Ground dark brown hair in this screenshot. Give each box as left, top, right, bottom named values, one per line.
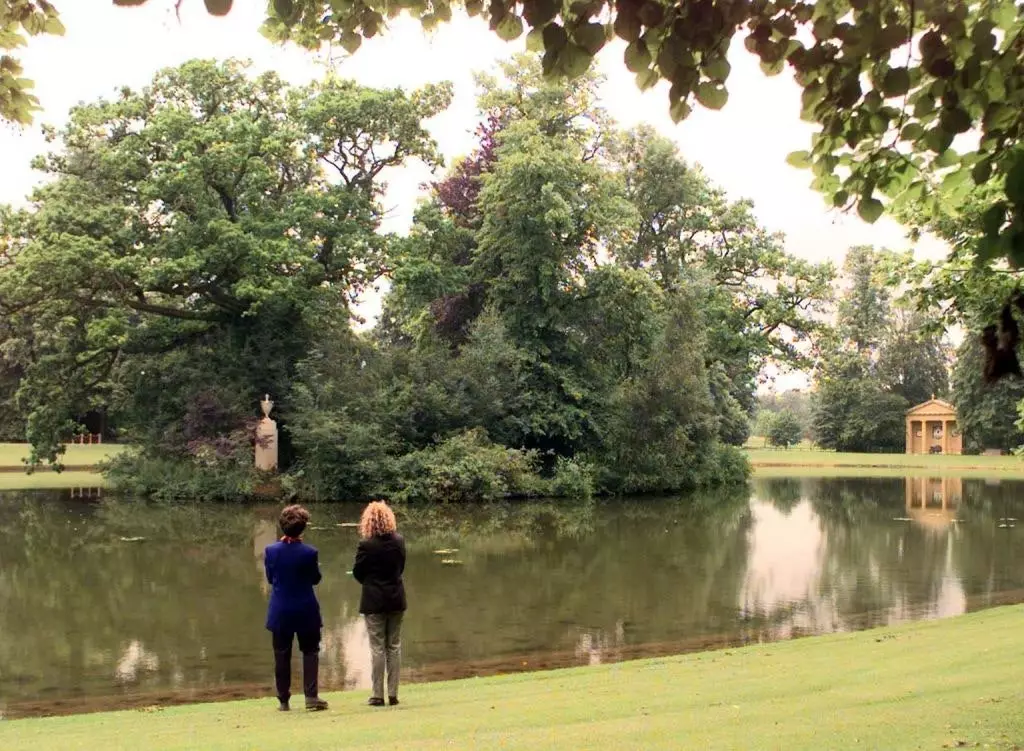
left=279, top=504, right=310, bottom=538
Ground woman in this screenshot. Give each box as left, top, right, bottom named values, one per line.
left=352, top=500, right=407, bottom=707
left=264, top=504, right=329, bottom=712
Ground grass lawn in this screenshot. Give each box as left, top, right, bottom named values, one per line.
left=4, top=606, right=1024, bottom=750
left=0, top=471, right=106, bottom=490
left=0, top=443, right=125, bottom=470
left=746, top=446, right=1024, bottom=478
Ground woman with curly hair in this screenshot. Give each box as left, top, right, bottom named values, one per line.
left=352, top=500, right=407, bottom=707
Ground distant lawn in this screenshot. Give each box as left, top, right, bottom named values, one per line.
left=746, top=446, right=1024, bottom=478
left=0, top=443, right=126, bottom=470
left=744, top=436, right=817, bottom=450
left=0, top=471, right=106, bottom=490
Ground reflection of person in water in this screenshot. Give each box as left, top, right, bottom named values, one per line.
left=253, top=519, right=277, bottom=597
left=353, top=501, right=407, bottom=707
left=264, top=505, right=329, bottom=712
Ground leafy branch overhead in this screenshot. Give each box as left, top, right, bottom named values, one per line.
left=5, top=1, right=1024, bottom=275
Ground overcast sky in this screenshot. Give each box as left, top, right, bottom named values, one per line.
left=0, top=1, right=952, bottom=390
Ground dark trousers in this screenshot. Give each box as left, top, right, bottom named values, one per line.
left=272, top=628, right=321, bottom=702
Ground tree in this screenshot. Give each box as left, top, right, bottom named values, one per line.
left=258, top=1, right=1024, bottom=276
left=810, top=246, right=941, bottom=453
left=0, top=1, right=64, bottom=124
left=875, top=308, right=949, bottom=406
left=767, top=409, right=802, bottom=449
left=952, top=336, right=1024, bottom=453
left=10, top=2, right=1024, bottom=281
left=0, top=59, right=451, bottom=468
left=607, top=124, right=835, bottom=414
left=811, top=352, right=909, bottom=453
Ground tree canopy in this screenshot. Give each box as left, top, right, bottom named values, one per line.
left=0, top=54, right=839, bottom=500
left=0, top=0, right=1009, bottom=280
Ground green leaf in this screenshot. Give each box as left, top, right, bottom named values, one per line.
left=272, top=0, right=294, bottom=21
left=900, top=122, right=924, bottom=142
left=1005, top=158, right=1024, bottom=203
left=857, top=197, right=884, bottom=223
left=695, top=82, right=728, bottom=110
left=939, top=107, right=972, bottom=134
left=972, top=159, right=993, bottom=185
left=982, top=203, right=1007, bottom=237
left=703, top=57, right=731, bottom=81
left=934, top=149, right=960, bottom=169
left=557, top=44, right=591, bottom=78
left=882, top=67, right=911, bottom=97
left=624, top=41, right=651, bottom=73
left=785, top=150, right=812, bottom=169
left=573, top=22, right=606, bottom=55
left=339, top=31, right=362, bottom=54
left=42, top=17, right=66, bottom=35
left=635, top=68, right=659, bottom=91
left=525, top=27, right=545, bottom=52
left=522, top=0, right=559, bottom=27
left=495, top=14, right=524, bottom=41
left=669, top=98, right=691, bottom=123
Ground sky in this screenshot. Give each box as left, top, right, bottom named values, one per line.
left=0, top=0, right=953, bottom=391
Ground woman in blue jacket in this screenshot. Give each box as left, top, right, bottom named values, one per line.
left=264, top=504, right=329, bottom=711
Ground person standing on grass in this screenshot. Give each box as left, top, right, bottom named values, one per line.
left=353, top=500, right=407, bottom=707
left=264, top=504, right=329, bottom=712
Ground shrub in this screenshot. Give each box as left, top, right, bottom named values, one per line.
left=390, top=428, right=543, bottom=503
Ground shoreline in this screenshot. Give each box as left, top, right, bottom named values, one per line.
left=3, top=605, right=1024, bottom=749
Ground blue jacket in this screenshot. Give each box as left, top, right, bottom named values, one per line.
left=264, top=539, right=323, bottom=632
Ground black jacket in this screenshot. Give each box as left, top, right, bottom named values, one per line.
left=352, top=532, right=407, bottom=614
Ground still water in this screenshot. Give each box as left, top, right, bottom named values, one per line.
left=1, top=475, right=1023, bottom=718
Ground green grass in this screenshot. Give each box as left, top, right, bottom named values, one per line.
left=4, top=606, right=1024, bottom=750
left=0, top=442, right=125, bottom=469
left=746, top=446, right=1024, bottom=478
left=0, top=471, right=106, bottom=490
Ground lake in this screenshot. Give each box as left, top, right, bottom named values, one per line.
left=2, top=475, right=1023, bottom=719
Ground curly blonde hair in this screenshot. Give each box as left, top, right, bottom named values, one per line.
left=359, top=500, right=397, bottom=539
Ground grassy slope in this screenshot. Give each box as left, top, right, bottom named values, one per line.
left=4, top=606, right=1024, bottom=750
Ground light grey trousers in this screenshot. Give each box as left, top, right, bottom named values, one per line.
left=365, top=612, right=403, bottom=699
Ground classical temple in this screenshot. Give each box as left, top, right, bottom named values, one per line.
left=905, top=397, right=961, bottom=455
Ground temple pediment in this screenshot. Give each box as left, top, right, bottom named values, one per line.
left=905, top=398, right=956, bottom=418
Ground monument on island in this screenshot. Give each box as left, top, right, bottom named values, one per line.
left=255, top=394, right=279, bottom=472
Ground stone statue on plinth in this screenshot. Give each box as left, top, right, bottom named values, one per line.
left=255, top=394, right=278, bottom=472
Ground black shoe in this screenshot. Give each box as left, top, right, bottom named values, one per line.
left=368, top=697, right=385, bottom=707
left=278, top=700, right=290, bottom=712
left=388, top=696, right=399, bottom=706
left=305, top=697, right=329, bottom=711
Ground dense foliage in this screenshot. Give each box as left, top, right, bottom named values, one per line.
left=8, top=2, right=1024, bottom=286
left=0, top=56, right=835, bottom=500
left=811, top=246, right=949, bottom=453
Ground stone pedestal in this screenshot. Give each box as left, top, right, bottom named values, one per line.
left=255, top=394, right=279, bottom=472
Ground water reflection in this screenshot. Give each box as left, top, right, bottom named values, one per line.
left=2, top=479, right=1024, bottom=718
